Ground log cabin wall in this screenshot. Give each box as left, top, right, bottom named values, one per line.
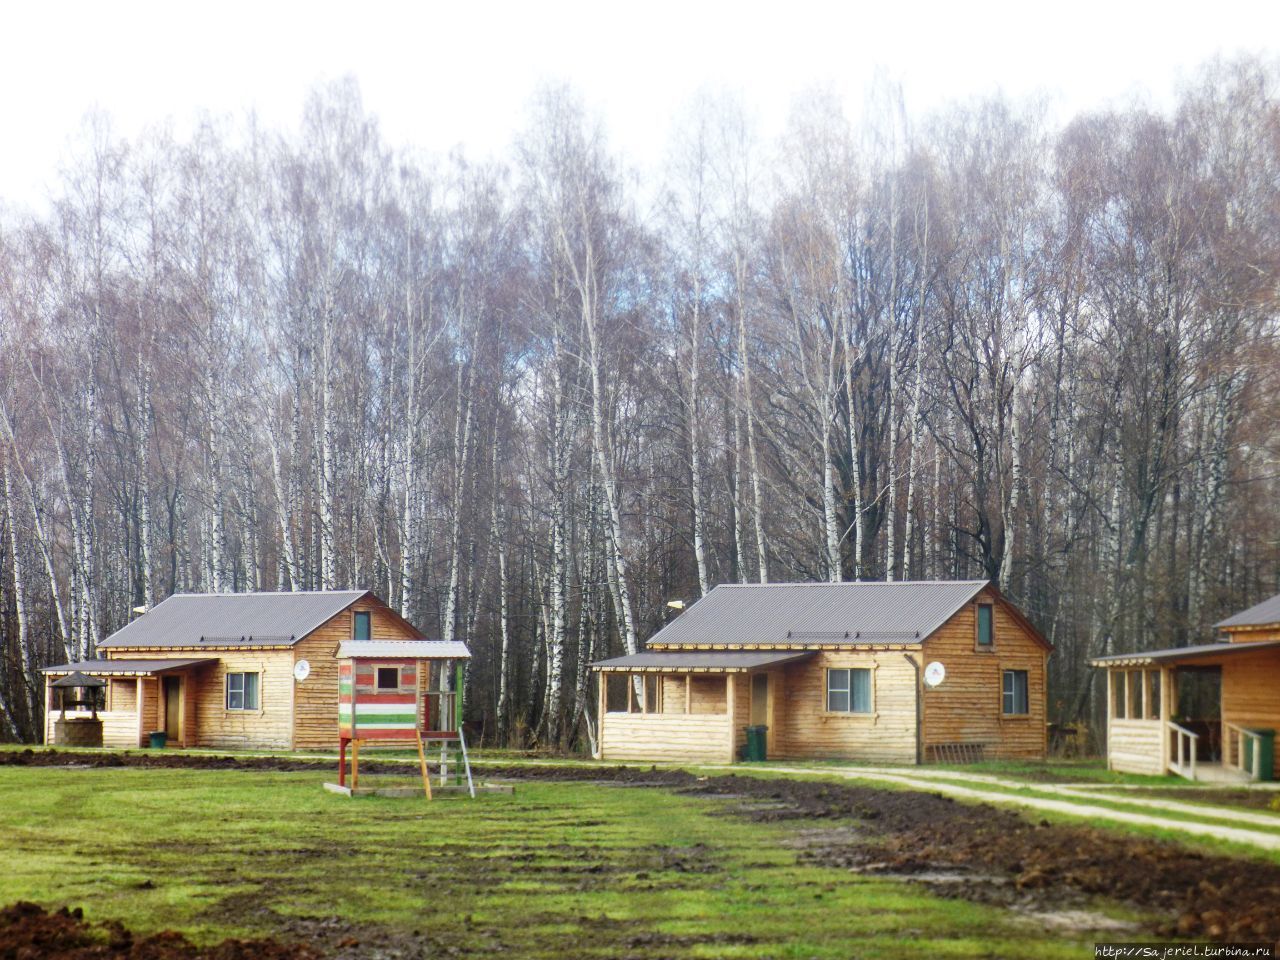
left=1221, top=646, right=1280, bottom=779
left=106, top=647, right=295, bottom=749
left=1223, top=626, right=1280, bottom=643
left=292, top=600, right=420, bottom=749
left=1106, top=717, right=1165, bottom=775
left=599, top=711, right=734, bottom=763
left=920, top=589, right=1048, bottom=760
left=731, top=674, right=750, bottom=754
left=772, top=652, right=918, bottom=763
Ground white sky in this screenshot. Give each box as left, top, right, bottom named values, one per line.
left=2, top=0, right=1277, bottom=212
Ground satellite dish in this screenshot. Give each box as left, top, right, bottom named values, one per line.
left=923, top=661, right=946, bottom=688
left=293, top=660, right=311, bottom=682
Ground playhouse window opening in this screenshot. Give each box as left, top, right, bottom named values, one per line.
left=376, top=667, right=400, bottom=691
left=226, top=672, right=260, bottom=711
left=1002, top=670, right=1028, bottom=716
left=826, top=668, right=871, bottom=713
left=353, top=611, right=372, bottom=641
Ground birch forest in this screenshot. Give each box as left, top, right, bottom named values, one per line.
left=1, top=57, right=1278, bottom=750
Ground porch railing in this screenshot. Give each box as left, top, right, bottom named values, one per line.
left=1223, top=722, right=1264, bottom=781
left=1167, top=721, right=1200, bottom=780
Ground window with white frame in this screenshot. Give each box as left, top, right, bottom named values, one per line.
left=826, top=668, right=872, bottom=713
left=1002, top=670, right=1028, bottom=716
left=226, top=672, right=260, bottom=711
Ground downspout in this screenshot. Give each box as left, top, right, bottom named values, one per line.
left=903, top=653, right=922, bottom=765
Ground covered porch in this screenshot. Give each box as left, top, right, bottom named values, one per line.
left=594, top=651, right=813, bottom=763
left=1093, top=640, right=1280, bottom=782
left=42, top=658, right=215, bottom=749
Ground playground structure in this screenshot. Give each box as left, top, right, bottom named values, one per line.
left=335, top=639, right=473, bottom=798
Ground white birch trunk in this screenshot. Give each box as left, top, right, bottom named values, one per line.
left=2, top=462, right=40, bottom=726
left=902, top=197, right=929, bottom=579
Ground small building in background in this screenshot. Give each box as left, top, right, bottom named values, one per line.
left=1092, top=591, right=1280, bottom=782
left=593, top=580, right=1051, bottom=765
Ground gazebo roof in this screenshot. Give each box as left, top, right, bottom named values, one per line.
left=50, top=671, right=106, bottom=688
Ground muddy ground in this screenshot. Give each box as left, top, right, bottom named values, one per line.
left=1128, top=786, right=1280, bottom=812
left=5, top=748, right=1280, bottom=951
left=0, top=901, right=317, bottom=960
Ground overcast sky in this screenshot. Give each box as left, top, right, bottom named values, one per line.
left=2, top=0, right=1277, bottom=211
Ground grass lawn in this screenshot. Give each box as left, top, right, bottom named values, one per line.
left=0, top=763, right=1103, bottom=959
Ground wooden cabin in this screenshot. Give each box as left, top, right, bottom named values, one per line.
left=40, top=590, right=442, bottom=751
left=1092, top=591, right=1280, bottom=782
left=593, top=580, right=1051, bottom=765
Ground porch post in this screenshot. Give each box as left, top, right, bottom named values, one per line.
left=725, top=673, right=736, bottom=763
left=43, top=674, right=51, bottom=745
left=595, top=672, right=605, bottom=760
left=136, top=677, right=145, bottom=748
left=684, top=675, right=691, bottom=714
left=1159, top=667, right=1172, bottom=773
left=1105, top=669, right=1113, bottom=771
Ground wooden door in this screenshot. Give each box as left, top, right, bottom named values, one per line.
left=163, top=676, right=181, bottom=742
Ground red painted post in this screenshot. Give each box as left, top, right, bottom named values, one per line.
left=339, top=737, right=348, bottom=787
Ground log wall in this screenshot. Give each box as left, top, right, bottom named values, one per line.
left=45, top=709, right=139, bottom=748
left=292, top=601, right=421, bottom=749
left=773, top=652, right=918, bottom=763
left=920, top=588, right=1048, bottom=760
left=1106, top=718, right=1165, bottom=775
left=1222, top=647, right=1280, bottom=780
left=1224, top=626, right=1280, bottom=643
left=599, top=711, right=732, bottom=763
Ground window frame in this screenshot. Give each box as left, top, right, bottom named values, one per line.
left=225, top=671, right=261, bottom=712
left=975, top=602, right=995, bottom=651
left=376, top=666, right=402, bottom=692
left=353, top=610, right=372, bottom=641
left=1001, top=669, right=1029, bottom=717
left=825, top=667, right=873, bottom=715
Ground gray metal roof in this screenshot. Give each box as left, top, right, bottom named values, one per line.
left=41, top=658, right=217, bottom=676
left=97, top=591, right=381, bottom=649
left=1091, top=639, right=1280, bottom=667
left=337, top=640, right=471, bottom=660
left=645, top=580, right=990, bottom=648
left=593, top=650, right=815, bottom=672
left=1216, top=591, right=1280, bottom=629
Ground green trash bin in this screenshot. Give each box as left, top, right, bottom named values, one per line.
left=1243, top=729, right=1274, bottom=781
left=744, top=725, right=768, bottom=762
left=148, top=731, right=167, bottom=750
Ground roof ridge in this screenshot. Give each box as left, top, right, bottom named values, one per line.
left=714, top=579, right=989, bottom=588
left=162, top=589, right=367, bottom=599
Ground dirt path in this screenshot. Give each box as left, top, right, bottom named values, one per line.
left=708, top=764, right=1280, bottom=851
left=783, top=764, right=1280, bottom=829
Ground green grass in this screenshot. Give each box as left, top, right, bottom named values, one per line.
left=0, top=764, right=1108, bottom=958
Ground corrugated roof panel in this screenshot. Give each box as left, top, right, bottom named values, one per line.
left=1215, top=591, right=1280, bottom=629
left=647, top=580, right=989, bottom=648
left=97, top=591, right=376, bottom=649
left=1091, top=639, right=1280, bottom=667
left=41, top=658, right=217, bottom=675
left=336, top=640, right=471, bottom=660
left=593, top=651, right=814, bottom=672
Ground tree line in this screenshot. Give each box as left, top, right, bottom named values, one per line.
left=1, top=57, right=1277, bottom=748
